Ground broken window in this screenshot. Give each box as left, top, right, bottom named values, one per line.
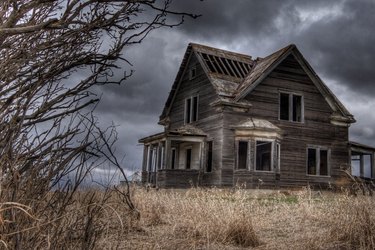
left=237, top=141, right=248, bottom=169
left=206, top=141, right=213, bottom=172
left=185, top=95, right=198, bottom=124
left=280, top=92, right=303, bottom=122
left=351, top=154, right=360, bottom=176
left=186, top=148, right=192, bottom=169
left=199, top=52, right=251, bottom=78
left=364, top=154, right=372, bottom=178
left=351, top=153, right=373, bottom=178
left=256, top=141, right=272, bottom=171
left=307, top=147, right=329, bottom=176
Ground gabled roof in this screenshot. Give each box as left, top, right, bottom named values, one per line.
left=159, top=43, right=355, bottom=124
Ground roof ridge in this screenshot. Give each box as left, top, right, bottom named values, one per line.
left=189, top=42, right=252, bottom=61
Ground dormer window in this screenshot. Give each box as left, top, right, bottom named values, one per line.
left=279, top=92, right=304, bottom=122
left=185, top=95, right=198, bottom=124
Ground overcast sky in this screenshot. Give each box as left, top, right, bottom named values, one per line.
left=93, top=0, right=375, bottom=178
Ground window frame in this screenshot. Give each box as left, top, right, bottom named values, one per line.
left=184, top=95, right=199, bottom=124
left=279, top=91, right=304, bottom=123
left=236, top=140, right=249, bottom=170
left=306, top=146, right=330, bottom=177
left=189, top=66, right=197, bottom=80
left=254, top=139, right=274, bottom=172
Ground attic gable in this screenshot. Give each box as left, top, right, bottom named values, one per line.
left=235, top=45, right=355, bottom=123
left=159, top=43, right=254, bottom=123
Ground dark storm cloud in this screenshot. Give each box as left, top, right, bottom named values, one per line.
left=90, top=0, right=375, bottom=176
left=293, top=0, right=375, bottom=95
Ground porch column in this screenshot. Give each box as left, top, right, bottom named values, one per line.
left=142, top=145, right=148, bottom=172
left=372, top=152, right=375, bottom=179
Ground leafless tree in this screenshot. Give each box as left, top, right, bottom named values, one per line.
left=0, top=0, right=198, bottom=248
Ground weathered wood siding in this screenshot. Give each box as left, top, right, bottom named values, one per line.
left=157, top=169, right=199, bottom=188
left=166, top=53, right=224, bottom=186
left=222, top=54, right=349, bottom=188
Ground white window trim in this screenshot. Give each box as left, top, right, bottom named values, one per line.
left=279, top=91, right=304, bottom=123
left=254, top=139, right=274, bottom=172
left=306, top=146, right=331, bottom=177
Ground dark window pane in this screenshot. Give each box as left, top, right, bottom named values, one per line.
left=293, top=95, right=302, bottom=122
left=171, top=149, right=176, bottom=170
left=320, top=150, right=328, bottom=176
left=364, top=154, right=372, bottom=178
left=256, top=141, right=272, bottom=171
left=192, top=96, right=198, bottom=122
left=186, top=98, right=191, bottom=123
left=186, top=148, right=192, bottom=169
left=238, top=141, right=248, bottom=169
left=308, top=148, right=316, bottom=175
left=280, top=93, right=289, bottom=120
left=206, top=141, right=213, bottom=172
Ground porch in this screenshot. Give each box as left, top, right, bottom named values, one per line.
left=139, top=126, right=207, bottom=187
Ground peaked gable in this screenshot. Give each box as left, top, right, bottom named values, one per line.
left=235, top=45, right=355, bottom=123
left=159, top=43, right=253, bottom=124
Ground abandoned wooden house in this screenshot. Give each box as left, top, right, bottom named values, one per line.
left=139, top=43, right=375, bottom=188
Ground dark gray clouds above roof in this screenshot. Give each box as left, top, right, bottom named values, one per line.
left=93, top=0, right=375, bottom=174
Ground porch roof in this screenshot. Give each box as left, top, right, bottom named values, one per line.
left=349, top=141, right=375, bottom=153
left=139, top=125, right=207, bottom=144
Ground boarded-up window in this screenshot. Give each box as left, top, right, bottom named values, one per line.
left=186, top=148, right=192, bottom=169
left=256, top=141, right=272, bottom=171
left=307, top=147, right=329, bottom=176
left=280, top=92, right=303, bottom=122
left=206, top=141, right=213, bottom=172
left=237, top=141, right=248, bottom=169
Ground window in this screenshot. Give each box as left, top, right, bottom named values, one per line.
left=185, top=95, right=198, bottom=123
left=189, top=67, right=197, bottom=80
left=351, top=153, right=373, bottom=178
left=171, top=148, right=176, bottom=170
left=237, top=141, right=248, bottom=169
left=307, top=147, right=329, bottom=176
left=206, top=141, right=213, bottom=172
left=186, top=148, right=192, bottom=169
left=279, top=92, right=303, bottom=122
left=256, top=141, right=272, bottom=171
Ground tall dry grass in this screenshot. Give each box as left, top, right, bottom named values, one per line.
left=129, top=187, right=375, bottom=250
left=2, top=186, right=375, bottom=249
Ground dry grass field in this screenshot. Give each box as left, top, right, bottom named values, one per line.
left=2, top=186, right=375, bottom=249
left=108, top=186, right=375, bottom=250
